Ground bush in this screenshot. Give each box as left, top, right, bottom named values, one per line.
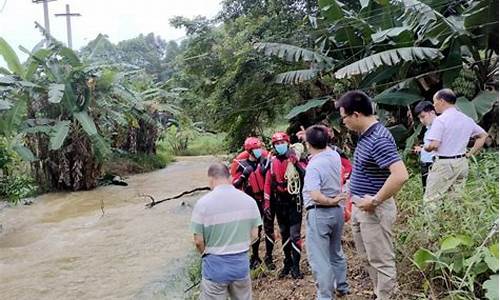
left=182, top=133, right=227, bottom=156
left=102, top=151, right=174, bottom=176
left=0, top=174, right=38, bottom=204
left=158, top=127, right=226, bottom=157
left=396, top=152, right=499, bottom=299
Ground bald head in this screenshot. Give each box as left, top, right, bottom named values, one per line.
left=434, top=88, right=457, bottom=104
left=433, top=88, right=457, bottom=114
left=208, top=162, right=230, bottom=179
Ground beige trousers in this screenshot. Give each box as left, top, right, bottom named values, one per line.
left=200, top=277, right=252, bottom=300
left=351, top=198, right=397, bottom=300
left=423, top=157, right=468, bottom=211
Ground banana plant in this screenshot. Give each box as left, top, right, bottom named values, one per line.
left=0, top=37, right=110, bottom=161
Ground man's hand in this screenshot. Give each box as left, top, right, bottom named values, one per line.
left=311, top=191, right=348, bottom=206
left=357, top=195, right=378, bottom=213
left=296, top=125, right=306, bottom=141
left=193, top=234, right=205, bottom=254
left=328, top=193, right=348, bottom=206
left=424, top=140, right=440, bottom=152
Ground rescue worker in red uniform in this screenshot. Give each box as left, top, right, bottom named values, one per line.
left=264, top=132, right=306, bottom=279
left=232, top=137, right=270, bottom=269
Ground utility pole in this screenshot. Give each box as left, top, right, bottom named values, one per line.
left=55, top=4, right=81, bottom=48
left=33, top=0, right=56, bottom=46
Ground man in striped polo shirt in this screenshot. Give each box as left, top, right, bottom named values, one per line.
left=336, top=91, right=409, bottom=299
left=191, top=163, right=262, bottom=300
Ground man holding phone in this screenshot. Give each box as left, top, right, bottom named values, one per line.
left=336, top=91, right=409, bottom=299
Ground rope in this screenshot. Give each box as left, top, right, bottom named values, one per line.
left=285, top=143, right=303, bottom=195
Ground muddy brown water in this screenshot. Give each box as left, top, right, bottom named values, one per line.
left=0, top=156, right=219, bottom=300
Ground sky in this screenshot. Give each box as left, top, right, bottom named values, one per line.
left=0, top=0, right=221, bottom=65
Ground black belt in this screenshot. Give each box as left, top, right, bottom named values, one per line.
left=437, top=154, right=466, bottom=159
left=306, top=205, right=338, bottom=211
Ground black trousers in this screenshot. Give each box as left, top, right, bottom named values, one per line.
left=274, top=192, right=302, bottom=267
left=251, top=198, right=275, bottom=260
left=420, top=162, right=433, bottom=189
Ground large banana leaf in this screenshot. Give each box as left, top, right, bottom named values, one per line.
left=48, top=83, right=65, bottom=104
left=74, top=111, right=98, bottom=136
left=399, top=0, right=463, bottom=44
left=0, top=99, right=12, bottom=110
left=474, top=91, right=499, bottom=117
left=334, top=47, right=443, bottom=79
left=463, top=0, right=498, bottom=52
left=358, top=66, right=399, bottom=89
left=254, top=42, right=334, bottom=65
left=374, top=88, right=423, bottom=106
left=371, top=27, right=413, bottom=43
left=0, top=97, right=26, bottom=136
left=0, top=38, right=23, bottom=76
left=12, top=144, right=36, bottom=162
left=60, top=47, right=82, bottom=67
left=275, top=69, right=320, bottom=84
left=456, top=97, right=478, bottom=121
left=11, top=134, right=36, bottom=161
left=318, top=0, right=344, bottom=22
left=0, top=75, right=16, bottom=85
left=286, top=98, right=329, bottom=120
left=89, top=134, right=111, bottom=161
left=456, top=91, right=499, bottom=122
left=24, top=48, right=51, bottom=80
left=49, top=121, right=71, bottom=150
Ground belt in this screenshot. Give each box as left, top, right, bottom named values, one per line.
left=437, top=154, right=466, bottom=159
left=306, top=204, right=338, bottom=211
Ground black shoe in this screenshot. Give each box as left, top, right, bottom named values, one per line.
left=291, top=267, right=304, bottom=279
left=336, top=289, right=351, bottom=297
left=278, top=265, right=291, bottom=278
left=250, top=256, right=262, bottom=269
left=264, top=257, right=276, bottom=270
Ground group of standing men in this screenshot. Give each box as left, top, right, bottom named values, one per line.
left=190, top=88, right=488, bottom=300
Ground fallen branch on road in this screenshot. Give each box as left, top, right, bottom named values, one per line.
left=142, top=187, right=211, bottom=208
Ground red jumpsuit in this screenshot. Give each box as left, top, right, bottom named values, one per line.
left=264, top=150, right=306, bottom=278
left=232, top=153, right=270, bottom=268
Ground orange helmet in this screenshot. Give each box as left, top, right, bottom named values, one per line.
left=271, top=131, right=290, bottom=144
left=244, top=137, right=262, bottom=151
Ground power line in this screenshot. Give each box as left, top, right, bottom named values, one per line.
left=0, top=0, right=7, bottom=13
left=312, top=0, right=465, bottom=33
left=219, top=57, right=495, bottom=117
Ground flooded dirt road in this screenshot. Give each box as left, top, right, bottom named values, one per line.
left=0, top=156, right=217, bottom=300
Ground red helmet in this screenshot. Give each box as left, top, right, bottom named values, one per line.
left=271, top=131, right=290, bottom=144
left=244, top=137, right=262, bottom=151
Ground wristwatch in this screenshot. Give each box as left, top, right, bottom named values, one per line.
left=371, top=196, right=382, bottom=207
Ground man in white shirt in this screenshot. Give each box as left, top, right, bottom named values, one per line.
left=424, top=89, right=488, bottom=210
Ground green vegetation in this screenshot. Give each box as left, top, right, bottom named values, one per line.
left=102, top=152, right=173, bottom=176
left=396, top=152, right=499, bottom=299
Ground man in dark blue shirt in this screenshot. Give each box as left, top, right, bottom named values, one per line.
left=336, top=91, right=409, bottom=300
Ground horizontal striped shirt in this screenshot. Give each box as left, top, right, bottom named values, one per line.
left=350, top=122, right=401, bottom=197
left=191, top=184, right=262, bottom=255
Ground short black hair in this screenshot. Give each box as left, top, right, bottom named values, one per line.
left=207, top=163, right=230, bottom=179
left=305, top=125, right=328, bottom=149
left=434, top=88, right=457, bottom=104
left=335, top=90, right=374, bottom=116
left=414, top=101, right=435, bottom=115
